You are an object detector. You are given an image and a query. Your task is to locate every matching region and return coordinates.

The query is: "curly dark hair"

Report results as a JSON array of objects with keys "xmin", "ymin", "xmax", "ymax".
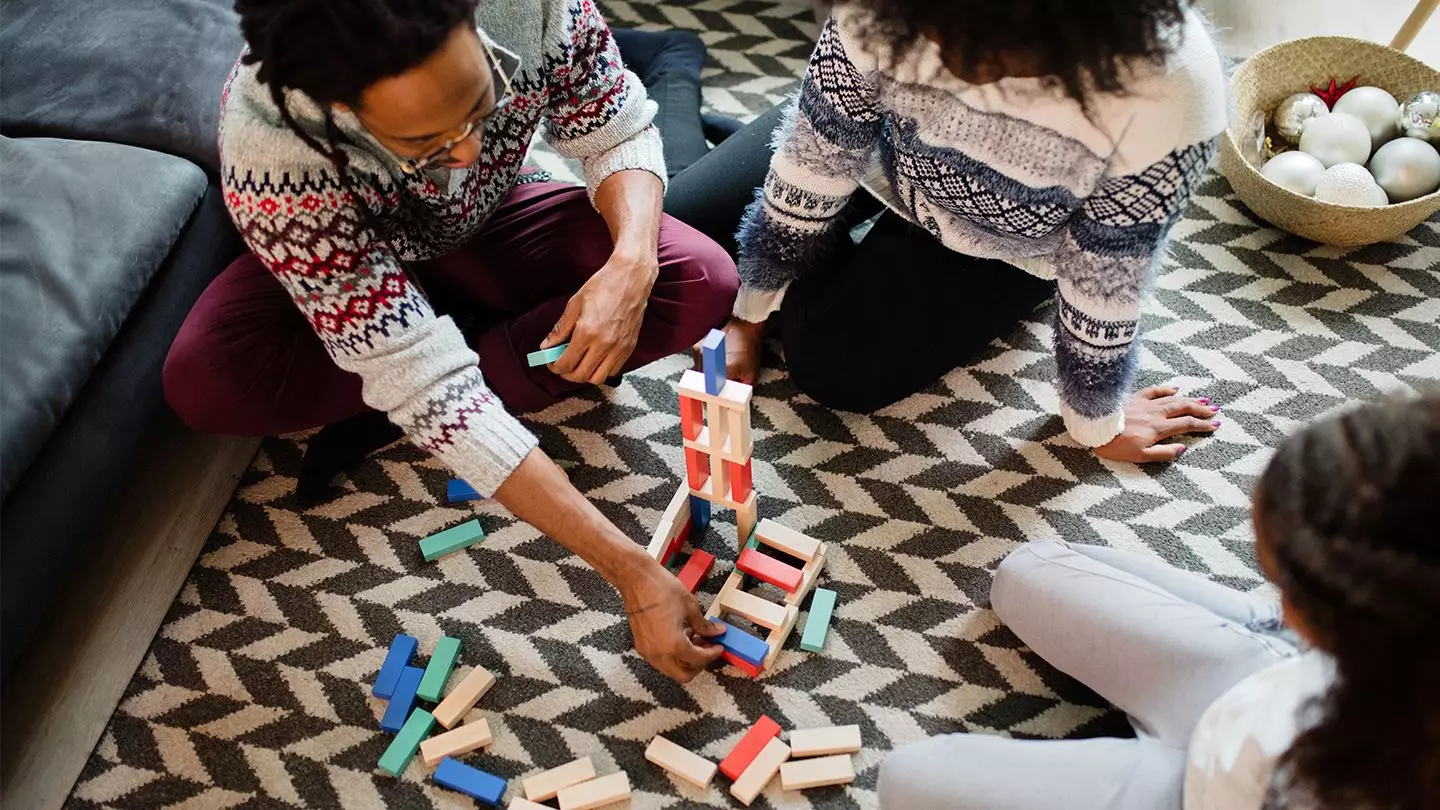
[
  {"xmin": 1254, "ymin": 392, "xmax": 1440, "ymax": 809},
  {"xmin": 828, "ymin": 0, "xmax": 1187, "ymax": 104}
]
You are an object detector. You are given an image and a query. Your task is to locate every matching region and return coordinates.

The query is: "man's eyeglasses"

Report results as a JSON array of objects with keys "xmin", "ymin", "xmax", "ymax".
[{"xmin": 400, "ymin": 35, "xmax": 518, "ymax": 174}]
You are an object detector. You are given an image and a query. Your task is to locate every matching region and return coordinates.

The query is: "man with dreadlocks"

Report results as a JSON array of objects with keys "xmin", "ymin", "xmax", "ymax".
[{"xmin": 163, "ymin": 0, "xmax": 738, "ymax": 681}]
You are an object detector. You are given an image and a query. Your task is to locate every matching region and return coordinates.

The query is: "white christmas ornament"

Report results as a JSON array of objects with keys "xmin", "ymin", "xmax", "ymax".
[
  {"xmin": 1314, "ymin": 163, "xmax": 1389, "ymax": 207},
  {"xmin": 1332, "ymin": 86, "xmax": 1400, "ymax": 152},
  {"xmin": 1299, "ymin": 113, "xmax": 1373, "ymax": 167},
  {"xmin": 1261, "ymin": 151, "xmax": 1327, "ymax": 196},
  {"xmin": 1368, "ymin": 137, "xmax": 1440, "ymax": 202}
]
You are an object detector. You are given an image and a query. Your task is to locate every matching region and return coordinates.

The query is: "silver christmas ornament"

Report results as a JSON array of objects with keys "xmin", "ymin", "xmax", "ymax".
[
  {"xmin": 1261, "ymin": 151, "xmax": 1327, "ymax": 196},
  {"xmin": 1398, "ymin": 91, "xmax": 1439, "ymax": 143},
  {"xmin": 1368, "ymin": 137, "xmax": 1440, "ymax": 202},
  {"xmin": 1299, "ymin": 112, "xmax": 1373, "ymax": 168},
  {"xmin": 1332, "ymin": 86, "xmax": 1400, "ymax": 152},
  {"xmin": 1273, "ymin": 92, "xmax": 1330, "ymax": 144}
]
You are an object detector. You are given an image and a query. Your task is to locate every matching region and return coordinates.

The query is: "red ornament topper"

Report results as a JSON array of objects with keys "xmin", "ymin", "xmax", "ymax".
[{"xmin": 1310, "ymin": 75, "xmax": 1361, "ymax": 109}]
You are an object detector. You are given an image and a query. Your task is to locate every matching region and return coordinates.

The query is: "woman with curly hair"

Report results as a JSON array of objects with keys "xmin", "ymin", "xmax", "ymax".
[
  {"xmin": 879, "ymin": 393, "xmax": 1440, "ymax": 809},
  {"xmin": 667, "ymin": 0, "xmax": 1228, "ymax": 463}
]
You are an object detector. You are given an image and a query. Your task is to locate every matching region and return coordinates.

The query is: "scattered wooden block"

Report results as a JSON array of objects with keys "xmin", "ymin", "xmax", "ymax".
[
  {"xmin": 508, "ymin": 800, "xmax": 551, "ymax": 810},
  {"xmin": 679, "ymin": 395, "xmax": 704, "ymax": 441},
  {"xmin": 420, "ymin": 718, "xmax": 494, "ymax": 767},
  {"xmin": 378, "ymin": 708, "xmax": 435, "ymax": 777},
  {"xmin": 433, "ymin": 665, "xmax": 497, "ymax": 729},
  {"xmin": 420, "ymin": 519, "xmax": 485, "ymax": 561},
  {"xmin": 380, "ymin": 666, "xmax": 424, "ymax": 733},
  {"xmin": 684, "ymin": 446, "xmax": 709, "ymax": 491},
  {"xmin": 721, "ymin": 650, "xmax": 765, "ymax": 677},
  {"xmin": 762, "ymin": 604, "xmax": 800, "ymax": 670},
  {"xmin": 779, "ymin": 753, "xmax": 854, "ymax": 790},
  {"xmin": 754, "ymin": 519, "xmax": 820, "ymax": 562},
  {"xmin": 727, "ymin": 458, "xmax": 753, "ymax": 504},
  {"xmin": 523, "ymin": 756, "xmax": 596, "ymax": 802},
  {"xmin": 719, "ymin": 716, "xmax": 782, "ymax": 780},
  {"xmin": 434, "ymin": 757, "xmax": 507, "ymax": 806},
  {"xmin": 721, "ymin": 588, "xmax": 789, "ymax": 631},
  {"xmin": 525, "ymin": 343, "xmax": 569, "ymax": 367},
  {"xmin": 676, "ymin": 549, "xmax": 715, "ymax": 593},
  {"xmin": 700, "ymin": 329, "xmax": 726, "ymax": 395},
  {"xmin": 730, "ymin": 737, "xmax": 790, "ymax": 806},
  {"xmin": 373, "ymin": 634, "xmax": 418, "ymax": 698},
  {"xmin": 736, "ymin": 548, "xmax": 803, "ymax": 593},
  {"xmin": 710, "ymin": 620, "xmax": 769, "ymax": 667},
  {"xmin": 800, "ymin": 588, "xmax": 837, "ymax": 653},
  {"xmin": 556, "ymin": 770, "xmax": 630, "ymax": 810},
  {"xmin": 447, "ymin": 479, "xmax": 484, "ymax": 502},
  {"xmin": 788, "ymin": 725, "xmax": 861, "ymax": 758},
  {"xmin": 417, "ymin": 636, "xmax": 461, "ymax": 702},
  {"xmin": 645, "ymin": 735, "xmax": 718, "ymax": 788}
]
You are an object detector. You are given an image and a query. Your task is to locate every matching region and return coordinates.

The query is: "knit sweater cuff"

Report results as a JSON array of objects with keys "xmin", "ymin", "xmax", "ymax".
[
  {"xmin": 579, "ymin": 122, "xmax": 667, "ymax": 201},
  {"xmin": 441, "ymin": 408, "xmax": 541, "ymax": 498},
  {"xmin": 733, "ymin": 284, "xmax": 787, "ymax": 323},
  {"xmin": 1062, "ymin": 405, "xmax": 1125, "ymax": 448}
]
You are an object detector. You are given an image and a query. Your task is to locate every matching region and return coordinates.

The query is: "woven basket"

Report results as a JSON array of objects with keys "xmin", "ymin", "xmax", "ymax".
[{"xmin": 1220, "ymin": 36, "xmax": 1440, "ymax": 246}]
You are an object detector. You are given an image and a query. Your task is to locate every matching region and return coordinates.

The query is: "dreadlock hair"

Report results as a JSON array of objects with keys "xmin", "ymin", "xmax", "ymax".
[
  {"xmin": 827, "ymin": 0, "xmax": 1186, "ymax": 106},
  {"xmin": 234, "ymin": 0, "xmax": 478, "ymax": 177},
  {"xmin": 1254, "ymin": 392, "xmax": 1440, "ymax": 809}
]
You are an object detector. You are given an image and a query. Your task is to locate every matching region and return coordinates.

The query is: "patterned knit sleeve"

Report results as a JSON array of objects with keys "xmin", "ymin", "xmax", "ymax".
[
  {"xmin": 223, "ymin": 163, "xmax": 538, "ymax": 495},
  {"xmin": 541, "ymin": 0, "xmax": 666, "ymax": 198},
  {"xmin": 732, "ymin": 14, "xmax": 883, "ymax": 322},
  {"xmin": 1052, "ymin": 139, "xmax": 1215, "ymax": 447}
]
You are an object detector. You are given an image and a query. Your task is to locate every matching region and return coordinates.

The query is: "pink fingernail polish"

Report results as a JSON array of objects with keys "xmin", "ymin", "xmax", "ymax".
[
  {"xmin": 1176, "ymin": 446, "xmax": 1188, "ymax": 457},
  {"xmin": 1211, "ymin": 406, "xmax": 1221, "ymax": 413},
  {"xmin": 1197, "ymin": 397, "xmax": 1210, "ymax": 405},
  {"xmin": 1212, "ymin": 420, "xmax": 1222, "ymax": 428}
]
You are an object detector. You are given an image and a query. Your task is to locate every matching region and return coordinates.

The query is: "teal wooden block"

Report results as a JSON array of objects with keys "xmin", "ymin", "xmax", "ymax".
[
  {"xmin": 420, "ymin": 520, "xmax": 485, "ymax": 561},
  {"xmin": 378, "ymin": 708, "xmax": 435, "ymax": 776},
  {"xmin": 525, "ymin": 343, "xmax": 569, "ymax": 367},
  {"xmin": 800, "ymin": 588, "xmax": 837, "ymax": 652},
  {"xmin": 417, "ymin": 636, "xmax": 461, "ymax": 702}
]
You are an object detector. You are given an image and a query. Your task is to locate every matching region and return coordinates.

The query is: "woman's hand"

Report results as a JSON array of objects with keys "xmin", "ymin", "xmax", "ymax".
[
  {"xmin": 544, "ymin": 250, "xmax": 657, "ymax": 385},
  {"xmin": 618, "ymin": 562, "xmax": 725, "ymax": 681},
  {"xmin": 719, "ymin": 316, "xmax": 767, "ymax": 385},
  {"xmin": 1094, "ymin": 385, "xmax": 1221, "ymax": 463}
]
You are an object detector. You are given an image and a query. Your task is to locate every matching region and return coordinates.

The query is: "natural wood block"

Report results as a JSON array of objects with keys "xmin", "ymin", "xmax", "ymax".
[
  {"xmin": 646, "ymin": 483, "xmax": 691, "ymax": 561},
  {"xmin": 779, "ymin": 754, "xmax": 854, "ymax": 790},
  {"xmin": 433, "ymin": 666, "xmax": 497, "ymax": 729},
  {"xmin": 508, "ymin": 799, "xmax": 551, "ymax": 810},
  {"xmin": 556, "ymin": 770, "xmax": 630, "ymax": 810},
  {"xmin": 705, "ymin": 571, "xmax": 744, "ymax": 620},
  {"xmin": 762, "ymin": 605, "xmax": 800, "ymax": 670},
  {"xmin": 784, "ymin": 545, "xmax": 828, "ymax": 608},
  {"xmin": 754, "ymin": 519, "xmax": 820, "ymax": 563},
  {"xmin": 420, "ymin": 718, "xmax": 494, "ymax": 767},
  {"xmin": 679, "ymin": 369, "xmax": 752, "ymax": 409},
  {"xmin": 736, "ymin": 497, "xmax": 759, "ymax": 555},
  {"xmin": 523, "ymin": 757, "xmax": 596, "ymax": 802},
  {"xmin": 721, "ymin": 588, "xmax": 789, "ymax": 631},
  {"xmin": 708, "ymin": 449, "xmax": 728, "ymax": 502},
  {"xmin": 719, "ymin": 716, "xmax": 782, "ymax": 780},
  {"xmin": 730, "ymin": 738, "xmax": 790, "ymax": 806},
  {"xmin": 645, "ymin": 735, "xmax": 718, "ymax": 788},
  {"xmin": 788, "ymin": 725, "xmax": 861, "ymax": 758}
]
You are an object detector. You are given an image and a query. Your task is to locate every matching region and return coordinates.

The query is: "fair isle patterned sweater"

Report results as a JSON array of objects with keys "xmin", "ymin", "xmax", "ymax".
[
  {"xmin": 220, "ymin": 0, "xmax": 666, "ymax": 496},
  {"xmin": 736, "ymin": 8, "xmax": 1227, "ymax": 446}
]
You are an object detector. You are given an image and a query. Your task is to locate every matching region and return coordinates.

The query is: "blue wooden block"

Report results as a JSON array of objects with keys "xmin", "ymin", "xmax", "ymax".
[
  {"xmin": 433, "ymin": 758, "xmax": 507, "ymax": 806},
  {"xmin": 380, "ymin": 666, "xmax": 424, "ymax": 733},
  {"xmin": 373, "ymin": 634, "xmax": 418, "ymax": 698},
  {"xmin": 446, "ymin": 479, "xmax": 483, "ymax": 502},
  {"xmin": 710, "ymin": 620, "xmax": 769, "ymax": 667},
  {"xmin": 689, "ymin": 495, "xmax": 711, "ymax": 533},
  {"xmin": 700, "ymin": 329, "xmax": 726, "ymax": 395}
]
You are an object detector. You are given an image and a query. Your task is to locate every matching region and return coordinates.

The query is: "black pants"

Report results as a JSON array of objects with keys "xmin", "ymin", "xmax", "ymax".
[
  {"xmin": 612, "ymin": 29, "xmax": 710, "ymax": 177},
  {"xmin": 663, "ymin": 105, "xmax": 1057, "ymax": 413}
]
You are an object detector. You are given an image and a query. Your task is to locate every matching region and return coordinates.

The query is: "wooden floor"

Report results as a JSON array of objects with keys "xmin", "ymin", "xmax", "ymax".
[{"xmin": 1201, "ymin": 0, "xmax": 1440, "ymax": 63}]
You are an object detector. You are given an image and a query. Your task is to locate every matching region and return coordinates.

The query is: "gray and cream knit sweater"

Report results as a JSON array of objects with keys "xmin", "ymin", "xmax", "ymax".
[
  {"xmin": 736, "ymin": 7, "xmax": 1226, "ymax": 446},
  {"xmin": 219, "ymin": 0, "xmax": 665, "ymax": 495}
]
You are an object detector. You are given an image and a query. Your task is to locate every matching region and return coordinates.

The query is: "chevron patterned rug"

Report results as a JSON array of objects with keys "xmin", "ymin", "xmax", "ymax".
[{"xmin": 66, "ymin": 1, "xmax": 1439, "ymax": 808}]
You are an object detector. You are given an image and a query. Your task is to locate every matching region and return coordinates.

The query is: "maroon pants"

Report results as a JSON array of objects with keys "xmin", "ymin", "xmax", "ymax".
[{"xmin": 165, "ymin": 182, "xmax": 739, "ymax": 436}]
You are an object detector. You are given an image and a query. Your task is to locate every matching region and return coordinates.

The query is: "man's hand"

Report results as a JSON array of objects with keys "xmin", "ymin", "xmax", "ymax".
[
  {"xmin": 1094, "ymin": 385, "xmax": 1221, "ymax": 463},
  {"xmin": 718, "ymin": 316, "xmax": 766, "ymax": 385},
  {"xmin": 543, "ymin": 250, "xmax": 657, "ymax": 385},
  {"xmin": 618, "ymin": 562, "xmax": 724, "ymax": 681}
]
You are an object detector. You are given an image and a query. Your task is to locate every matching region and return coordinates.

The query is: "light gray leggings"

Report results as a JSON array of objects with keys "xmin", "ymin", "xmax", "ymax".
[{"xmin": 878, "ymin": 540, "xmax": 1300, "ymax": 810}]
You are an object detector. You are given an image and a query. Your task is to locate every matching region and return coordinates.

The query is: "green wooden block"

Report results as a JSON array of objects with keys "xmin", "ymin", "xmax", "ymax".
[
  {"xmin": 378, "ymin": 708, "xmax": 435, "ymax": 776},
  {"xmin": 745, "ymin": 528, "xmax": 759, "ymax": 550},
  {"xmin": 420, "ymin": 520, "xmax": 485, "ymax": 562},
  {"xmin": 525, "ymin": 343, "xmax": 569, "ymax": 367},
  {"xmin": 800, "ymin": 588, "xmax": 837, "ymax": 652},
  {"xmin": 416, "ymin": 636, "xmax": 461, "ymax": 702}
]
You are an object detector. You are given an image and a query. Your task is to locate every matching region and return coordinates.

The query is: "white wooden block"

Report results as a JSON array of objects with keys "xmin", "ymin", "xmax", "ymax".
[
  {"xmin": 679, "ymin": 369, "xmax": 753, "ymax": 408},
  {"xmin": 721, "ymin": 588, "xmax": 789, "ymax": 631},
  {"xmin": 708, "ymin": 447, "xmax": 728, "ymax": 502},
  {"xmin": 736, "ymin": 497, "xmax": 758, "ymax": 554},
  {"xmin": 419, "ymin": 718, "xmax": 494, "ymax": 766},
  {"xmin": 557, "ymin": 770, "xmax": 630, "ymax": 810},
  {"xmin": 523, "ymin": 756, "xmax": 596, "ymax": 802},
  {"xmin": 788, "ymin": 725, "xmax": 861, "ymax": 758},
  {"xmin": 730, "ymin": 737, "xmax": 790, "ymax": 806},
  {"xmin": 705, "ymin": 400, "xmax": 730, "ymax": 452},
  {"xmin": 705, "ymin": 570, "xmax": 745, "ymax": 620},
  {"xmin": 779, "ymin": 754, "xmax": 854, "ymax": 790},
  {"xmin": 646, "ymin": 484, "xmax": 691, "ymax": 560},
  {"xmin": 508, "ymin": 799, "xmax": 552, "ymax": 810},
  {"xmin": 763, "ymin": 604, "xmax": 800, "ymax": 669},
  {"xmin": 645, "ymin": 735, "xmax": 718, "ymax": 788},
  {"xmin": 432, "ymin": 666, "xmax": 497, "ymax": 729},
  {"xmin": 755, "ymin": 519, "xmax": 821, "ymax": 562}
]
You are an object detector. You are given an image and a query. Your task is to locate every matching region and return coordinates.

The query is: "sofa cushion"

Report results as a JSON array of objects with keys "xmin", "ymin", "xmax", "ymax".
[
  {"xmin": 0, "ymin": 0, "xmax": 242, "ymax": 172},
  {"xmin": 0, "ymin": 136, "xmax": 208, "ymax": 500}
]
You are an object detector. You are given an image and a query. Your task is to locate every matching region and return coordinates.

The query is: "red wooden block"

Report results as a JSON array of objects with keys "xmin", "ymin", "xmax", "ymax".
[
  {"xmin": 736, "ymin": 548, "xmax": 803, "ymax": 594},
  {"xmin": 685, "ymin": 447, "xmax": 709, "ymax": 491},
  {"xmin": 675, "ymin": 549, "xmax": 715, "ymax": 592},
  {"xmin": 680, "ymin": 395, "xmax": 704, "ymax": 441},
  {"xmin": 720, "ymin": 650, "xmax": 764, "ymax": 678},
  {"xmin": 726, "ymin": 458, "xmax": 753, "ymax": 503},
  {"xmin": 662, "ymin": 521, "xmax": 691, "ymax": 567},
  {"xmin": 719, "ymin": 715, "xmax": 783, "ymax": 780}
]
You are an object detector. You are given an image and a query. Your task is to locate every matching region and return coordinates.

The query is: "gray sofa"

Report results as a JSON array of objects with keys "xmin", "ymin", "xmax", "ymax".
[{"xmin": 0, "ymin": 0, "xmax": 248, "ymax": 676}]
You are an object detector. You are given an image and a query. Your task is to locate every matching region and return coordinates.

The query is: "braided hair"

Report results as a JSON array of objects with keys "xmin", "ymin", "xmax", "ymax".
[{"xmin": 1255, "ymin": 392, "xmax": 1440, "ymax": 809}]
